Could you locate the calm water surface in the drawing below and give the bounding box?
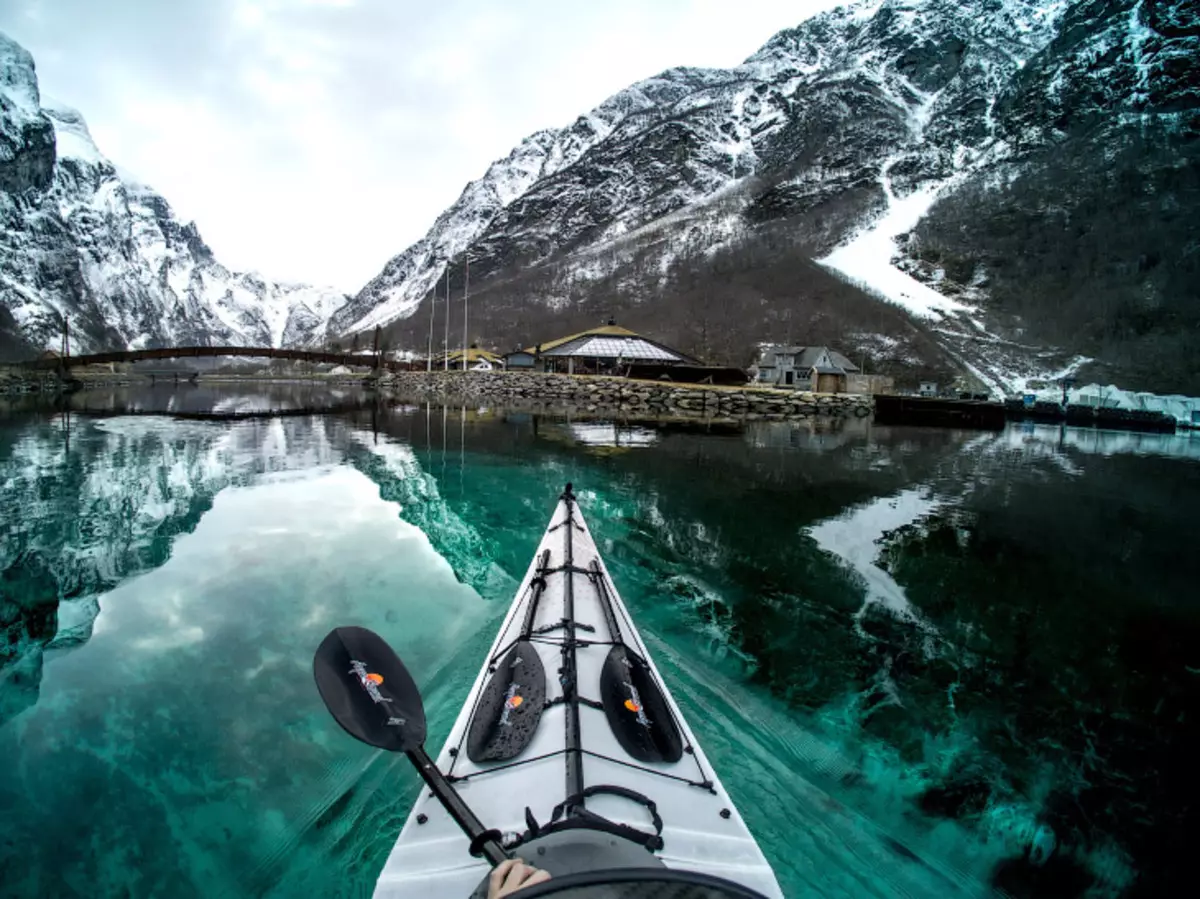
[2,386,1198,898]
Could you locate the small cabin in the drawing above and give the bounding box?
[503,350,537,370]
[441,348,502,371]
[919,381,939,397]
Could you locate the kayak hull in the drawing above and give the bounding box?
[375,488,783,898]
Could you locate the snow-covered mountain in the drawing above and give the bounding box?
[350,0,1198,394]
[0,32,347,356]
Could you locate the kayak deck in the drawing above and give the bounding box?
[375,488,783,897]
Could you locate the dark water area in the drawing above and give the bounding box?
[2,385,1198,898]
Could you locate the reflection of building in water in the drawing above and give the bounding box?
[532,418,661,451]
[745,415,873,452]
[569,422,659,448]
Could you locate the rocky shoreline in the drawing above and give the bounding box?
[376,370,873,421]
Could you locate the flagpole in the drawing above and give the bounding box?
[443,264,450,372]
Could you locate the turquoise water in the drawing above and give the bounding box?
[2,391,1198,897]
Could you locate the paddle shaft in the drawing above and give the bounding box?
[406,745,508,866]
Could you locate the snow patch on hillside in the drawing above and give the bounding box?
[819,165,975,321]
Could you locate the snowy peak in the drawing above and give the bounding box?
[0,30,40,112]
[0,30,55,195]
[42,101,106,167]
[0,33,349,355]
[330,60,744,335]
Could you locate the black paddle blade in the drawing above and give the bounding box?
[600,645,683,763]
[313,626,427,752]
[466,640,547,762]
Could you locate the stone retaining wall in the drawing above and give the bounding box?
[377,370,873,420]
[0,366,72,395]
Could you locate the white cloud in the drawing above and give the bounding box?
[4,0,847,292]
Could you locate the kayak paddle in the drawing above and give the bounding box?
[590,559,684,763]
[313,625,508,865]
[466,549,552,762]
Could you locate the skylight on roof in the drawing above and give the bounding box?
[567,336,681,361]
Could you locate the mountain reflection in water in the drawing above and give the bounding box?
[1,385,1197,898]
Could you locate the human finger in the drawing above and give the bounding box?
[489,859,518,893]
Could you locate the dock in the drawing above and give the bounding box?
[1003,400,1176,433]
[873,394,1007,430]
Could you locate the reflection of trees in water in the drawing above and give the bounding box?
[869,457,1200,897]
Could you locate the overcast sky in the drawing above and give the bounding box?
[2,0,843,292]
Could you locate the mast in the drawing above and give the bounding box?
[462,255,469,372]
[426,280,435,373]
[443,265,450,372]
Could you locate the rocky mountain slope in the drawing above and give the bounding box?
[0,32,347,357]
[350,0,1197,394]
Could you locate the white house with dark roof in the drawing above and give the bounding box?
[756,345,858,393]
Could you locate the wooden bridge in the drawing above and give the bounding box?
[19,345,411,372]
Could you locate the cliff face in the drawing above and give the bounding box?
[910,0,1200,391]
[0,32,348,357]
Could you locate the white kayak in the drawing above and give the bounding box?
[374,484,783,898]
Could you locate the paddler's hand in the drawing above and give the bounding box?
[488,858,551,897]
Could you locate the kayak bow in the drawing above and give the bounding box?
[374,484,783,898]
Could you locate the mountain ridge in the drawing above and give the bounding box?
[348,0,1198,394]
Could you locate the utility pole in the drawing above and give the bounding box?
[462,254,469,372]
[443,265,450,372]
